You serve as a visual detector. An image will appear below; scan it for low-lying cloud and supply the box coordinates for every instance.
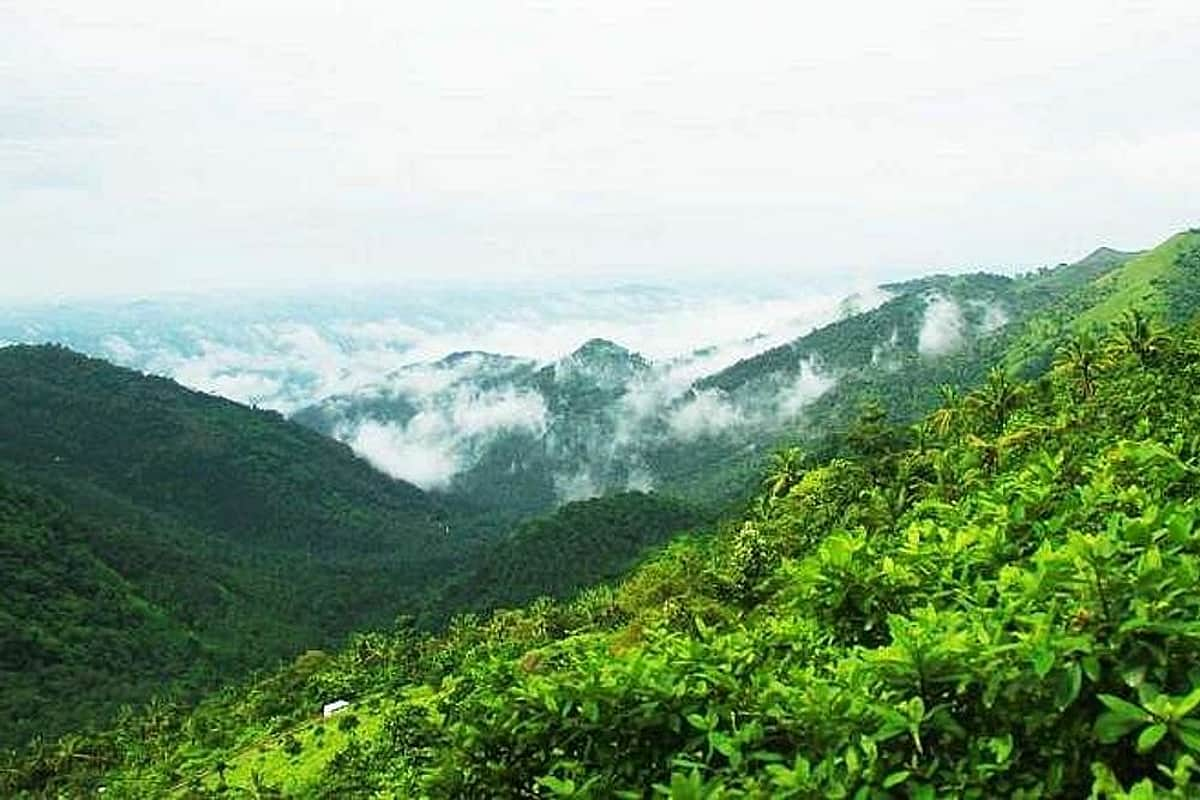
[917,293,967,357]
[1,280,889,497]
[345,386,548,489]
[666,389,743,441]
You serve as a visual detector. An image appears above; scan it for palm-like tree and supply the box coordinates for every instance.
[966,368,1027,433]
[910,419,934,454]
[1053,331,1101,398]
[929,384,963,439]
[762,446,806,498]
[1109,308,1169,364]
[965,426,1041,473]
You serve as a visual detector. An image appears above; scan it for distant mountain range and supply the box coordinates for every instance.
[290,239,1172,513]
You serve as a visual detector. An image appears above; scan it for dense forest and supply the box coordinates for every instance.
[0,347,719,749]
[0,346,470,747]
[3,230,1200,797]
[433,491,706,616]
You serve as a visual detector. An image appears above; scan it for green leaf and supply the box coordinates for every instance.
[1129,779,1157,800]
[1123,665,1147,689]
[1098,694,1152,722]
[709,730,738,758]
[1174,687,1200,719]
[1137,723,1168,754]
[1032,646,1054,678]
[538,775,577,796]
[1176,727,1200,753]
[1055,662,1082,709]
[990,734,1014,764]
[1096,712,1147,744]
[883,770,911,789]
[911,786,935,800]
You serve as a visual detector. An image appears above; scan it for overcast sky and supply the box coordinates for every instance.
[2,1,1198,300]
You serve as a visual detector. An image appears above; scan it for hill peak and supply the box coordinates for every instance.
[570,338,633,359]
[1072,246,1143,271]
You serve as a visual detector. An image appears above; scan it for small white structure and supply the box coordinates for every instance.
[322,700,350,719]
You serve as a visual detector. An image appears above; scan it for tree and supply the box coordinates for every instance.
[761,447,806,499]
[1053,331,1102,399]
[929,384,963,439]
[1109,308,1168,365]
[846,401,900,461]
[966,368,1026,433]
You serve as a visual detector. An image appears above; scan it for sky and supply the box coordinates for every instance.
[2,0,1199,301]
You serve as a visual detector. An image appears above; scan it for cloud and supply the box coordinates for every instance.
[917,293,966,357]
[972,300,1010,334]
[667,389,743,441]
[341,384,548,489]
[6,1,1196,302]
[2,281,881,495]
[554,471,603,504]
[776,360,837,418]
[349,421,461,490]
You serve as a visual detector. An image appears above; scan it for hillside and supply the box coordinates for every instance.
[0,346,475,747]
[1073,230,1200,328]
[0,473,208,749]
[12,286,1200,798]
[4,229,1197,790]
[1003,229,1200,376]
[434,491,706,615]
[695,237,1167,444]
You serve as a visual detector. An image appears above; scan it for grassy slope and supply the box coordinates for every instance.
[1073,230,1200,329]
[182,701,387,797]
[1002,230,1200,375]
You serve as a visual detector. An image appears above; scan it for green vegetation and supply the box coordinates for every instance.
[0,347,713,749]
[8,293,1200,797]
[0,473,206,749]
[1003,232,1200,376]
[5,229,1200,798]
[435,492,706,615]
[1074,232,1200,329]
[0,346,461,747]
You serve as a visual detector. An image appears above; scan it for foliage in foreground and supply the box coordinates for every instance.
[8,311,1200,798]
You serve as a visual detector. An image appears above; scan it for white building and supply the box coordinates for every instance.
[322,700,350,718]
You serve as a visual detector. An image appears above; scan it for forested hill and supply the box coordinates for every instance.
[0,345,440,554]
[1004,229,1200,375]
[0,345,475,748]
[434,491,706,616]
[14,285,1200,798]
[698,240,1142,402]
[702,233,1200,442]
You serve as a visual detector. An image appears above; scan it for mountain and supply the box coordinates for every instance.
[690,240,1160,443]
[294,339,666,516]
[17,255,1200,798]
[4,228,1195,773]
[0,345,477,747]
[286,242,1170,517]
